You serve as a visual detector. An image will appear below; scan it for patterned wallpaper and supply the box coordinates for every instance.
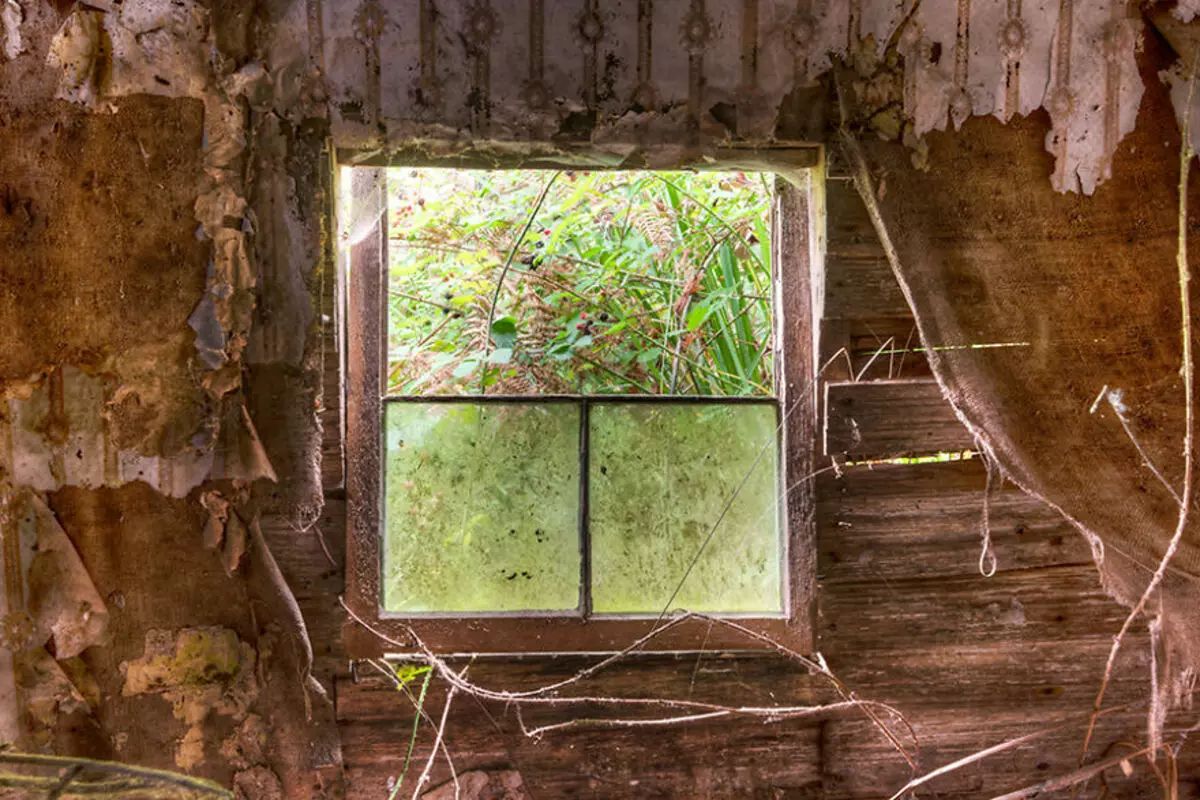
[321,0,1148,194]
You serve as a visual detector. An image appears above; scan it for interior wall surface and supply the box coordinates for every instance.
[1,0,1200,798]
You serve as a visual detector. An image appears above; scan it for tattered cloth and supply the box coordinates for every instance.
[860,41,1200,693]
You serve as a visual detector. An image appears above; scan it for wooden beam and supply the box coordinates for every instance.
[776,174,819,652]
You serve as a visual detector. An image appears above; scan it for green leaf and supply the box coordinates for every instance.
[392,664,431,688]
[487,348,513,364]
[685,303,711,331]
[452,358,480,378]
[490,316,519,349]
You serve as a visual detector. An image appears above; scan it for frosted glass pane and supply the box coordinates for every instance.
[589,404,782,614]
[383,402,581,612]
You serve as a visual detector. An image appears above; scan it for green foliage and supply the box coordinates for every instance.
[386,169,774,395]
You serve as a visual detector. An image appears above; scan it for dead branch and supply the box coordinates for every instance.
[410,671,462,800]
[885,705,1134,800]
[0,752,231,798]
[520,700,867,737]
[368,659,459,800]
[340,598,919,770]
[991,746,1154,800]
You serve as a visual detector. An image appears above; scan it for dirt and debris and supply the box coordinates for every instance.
[121,626,258,770]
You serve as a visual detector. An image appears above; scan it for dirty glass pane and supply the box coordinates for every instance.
[588,403,782,615]
[382,402,581,613]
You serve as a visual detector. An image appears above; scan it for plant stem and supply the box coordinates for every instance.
[653,175,768,294]
[1080,43,1200,768]
[391,666,434,800]
[481,171,562,393]
[572,352,655,393]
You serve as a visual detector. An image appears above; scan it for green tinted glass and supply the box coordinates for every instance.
[588,403,783,614]
[382,402,581,612]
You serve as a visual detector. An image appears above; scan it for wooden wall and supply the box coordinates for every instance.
[272,164,1200,798]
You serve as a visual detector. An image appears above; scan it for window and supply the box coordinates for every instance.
[342,151,819,656]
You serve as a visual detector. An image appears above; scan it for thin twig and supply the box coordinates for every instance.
[687,618,715,700]
[389,664,432,800]
[370,659,461,800]
[411,681,460,800]
[0,774,153,794]
[286,515,337,569]
[1107,390,1183,507]
[854,336,897,383]
[991,746,1154,800]
[523,700,865,737]
[390,289,455,313]
[885,705,1132,800]
[481,171,562,393]
[45,765,83,800]
[571,351,656,393]
[653,175,769,292]
[0,752,232,797]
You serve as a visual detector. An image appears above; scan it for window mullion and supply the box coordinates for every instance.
[579,397,593,619]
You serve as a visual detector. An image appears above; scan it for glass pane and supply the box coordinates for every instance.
[588,403,782,614]
[383,402,581,612]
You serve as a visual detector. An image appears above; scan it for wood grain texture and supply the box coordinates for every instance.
[816,459,1094,583]
[824,379,975,458]
[337,655,827,798]
[824,254,911,319]
[301,136,1200,797]
[777,176,818,652]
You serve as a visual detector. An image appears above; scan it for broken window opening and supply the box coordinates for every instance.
[342,156,819,655]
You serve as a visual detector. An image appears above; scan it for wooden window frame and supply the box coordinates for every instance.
[342,152,820,657]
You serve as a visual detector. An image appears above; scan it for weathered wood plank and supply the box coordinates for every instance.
[341,712,825,799]
[337,657,827,798]
[824,637,1151,713]
[825,175,883,252]
[261,494,347,681]
[776,176,819,651]
[823,378,973,458]
[821,706,1197,799]
[816,460,1093,582]
[819,564,1127,654]
[824,254,911,319]
[320,317,344,490]
[823,174,912,322]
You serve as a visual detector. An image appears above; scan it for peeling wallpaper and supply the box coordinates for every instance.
[0,0,1198,790]
[0,0,1188,502]
[326,0,1148,195]
[0,0,279,499]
